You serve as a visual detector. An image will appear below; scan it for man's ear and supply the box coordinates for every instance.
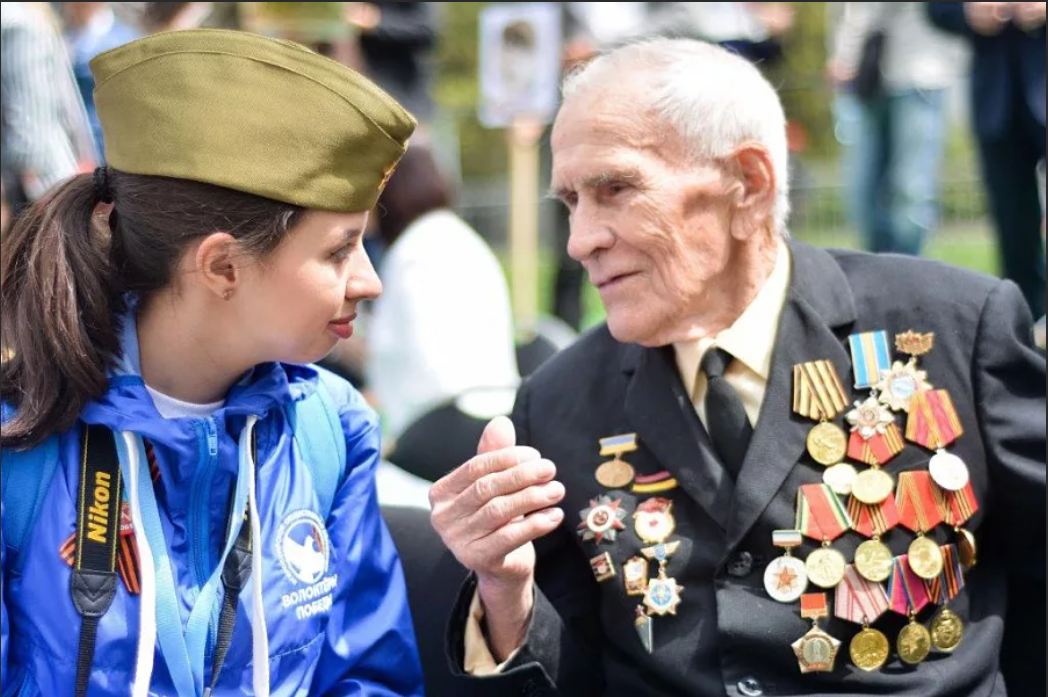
[728,143,777,240]
[194,232,242,300]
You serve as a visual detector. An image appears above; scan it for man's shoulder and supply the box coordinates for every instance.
[816,246,1002,317]
[520,323,624,395]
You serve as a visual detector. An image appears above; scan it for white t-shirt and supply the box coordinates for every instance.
[366,209,520,441]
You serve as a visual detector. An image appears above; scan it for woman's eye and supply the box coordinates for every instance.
[331,243,353,262]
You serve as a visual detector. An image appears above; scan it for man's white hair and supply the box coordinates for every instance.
[562,38,791,236]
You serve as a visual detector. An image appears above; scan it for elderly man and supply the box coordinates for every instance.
[429,39,1045,696]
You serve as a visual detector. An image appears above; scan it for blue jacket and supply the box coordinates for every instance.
[1,317,425,696]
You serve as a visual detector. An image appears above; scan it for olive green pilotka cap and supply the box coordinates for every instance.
[90,29,416,212]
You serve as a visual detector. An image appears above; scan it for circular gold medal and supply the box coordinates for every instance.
[807,423,847,466]
[898,621,932,665]
[957,528,978,570]
[805,547,847,589]
[852,468,895,505]
[930,608,965,653]
[595,458,635,489]
[908,536,945,580]
[850,627,890,672]
[854,539,894,583]
[823,463,858,496]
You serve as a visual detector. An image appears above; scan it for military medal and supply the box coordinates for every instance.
[853,539,894,584]
[764,530,808,603]
[577,495,627,545]
[792,593,841,674]
[633,497,676,545]
[793,361,850,466]
[595,434,638,489]
[796,484,852,589]
[929,450,970,492]
[823,463,858,496]
[897,471,946,579]
[888,555,931,617]
[849,331,893,392]
[835,566,891,672]
[847,477,900,583]
[589,552,616,583]
[634,607,655,654]
[955,527,978,570]
[624,556,649,596]
[643,567,684,617]
[897,616,933,665]
[847,396,895,441]
[847,424,905,469]
[930,607,965,653]
[877,331,935,413]
[905,389,963,452]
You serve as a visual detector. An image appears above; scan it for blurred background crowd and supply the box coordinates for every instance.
[2,2,1045,505]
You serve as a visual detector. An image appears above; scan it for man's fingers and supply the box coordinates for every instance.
[469,508,565,567]
[467,481,566,538]
[465,458,557,509]
[477,415,516,456]
[431,446,541,501]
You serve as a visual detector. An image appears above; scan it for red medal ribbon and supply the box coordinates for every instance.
[906,390,963,450]
[847,494,901,538]
[925,544,965,605]
[835,565,890,624]
[932,481,980,527]
[887,555,931,615]
[896,471,945,533]
[847,424,905,466]
[59,532,141,596]
[798,484,853,542]
[800,592,829,620]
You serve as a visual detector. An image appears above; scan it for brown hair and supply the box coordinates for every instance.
[375,146,453,246]
[1,170,304,449]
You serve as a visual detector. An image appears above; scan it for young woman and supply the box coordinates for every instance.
[0,29,424,697]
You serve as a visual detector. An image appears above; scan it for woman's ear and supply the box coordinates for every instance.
[194,232,242,300]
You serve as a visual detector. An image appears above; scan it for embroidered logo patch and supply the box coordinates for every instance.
[275,510,331,586]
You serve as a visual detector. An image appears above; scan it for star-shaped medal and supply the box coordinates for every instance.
[876,362,932,413]
[577,495,627,544]
[846,396,895,439]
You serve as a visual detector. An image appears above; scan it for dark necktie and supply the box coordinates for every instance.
[702,347,754,481]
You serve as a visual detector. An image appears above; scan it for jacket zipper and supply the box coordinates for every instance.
[190,418,222,657]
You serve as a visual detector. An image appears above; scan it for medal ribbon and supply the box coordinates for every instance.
[847,494,901,538]
[793,361,849,421]
[931,481,980,527]
[797,484,853,542]
[847,425,905,466]
[800,593,829,620]
[896,471,944,533]
[835,566,890,624]
[906,390,963,449]
[887,555,931,615]
[850,331,892,390]
[926,544,965,605]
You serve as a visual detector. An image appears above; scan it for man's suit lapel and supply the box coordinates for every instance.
[622,343,734,531]
[726,243,858,550]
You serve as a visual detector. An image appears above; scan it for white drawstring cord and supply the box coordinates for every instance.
[123,432,157,697]
[244,415,271,697]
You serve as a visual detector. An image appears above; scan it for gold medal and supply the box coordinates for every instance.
[850,627,890,672]
[633,497,676,545]
[852,468,895,505]
[897,618,932,665]
[805,546,847,589]
[957,528,978,570]
[595,458,636,489]
[595,434,639,488]
[794,593,841,674]
[643,567,683,617]
[854,539,894,583]
[806,422,848,466]
[930,607,965,653]
[908,536,945,580]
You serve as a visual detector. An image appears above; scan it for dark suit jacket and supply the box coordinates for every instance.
[927,3,1047,140]
[444,244,1046,697]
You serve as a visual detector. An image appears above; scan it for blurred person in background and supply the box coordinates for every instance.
[60,2,141,161]
[140,1,214,34]
[1,1,95,210]
[348,2,440,131]
[828,2,966,256]
[366,145,520,452]
[1,180,10,237]
[929,2,1046,319]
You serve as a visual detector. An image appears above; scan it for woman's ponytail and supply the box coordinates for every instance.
[1,173,124,449]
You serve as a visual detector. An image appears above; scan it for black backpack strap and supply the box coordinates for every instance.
[72,425,122,697]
